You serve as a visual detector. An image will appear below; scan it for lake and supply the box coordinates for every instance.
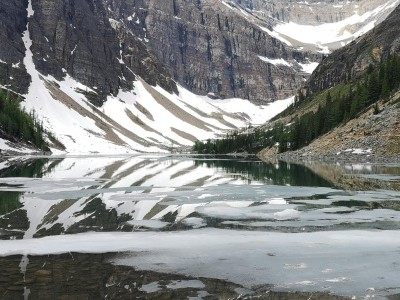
[0,155,400,299]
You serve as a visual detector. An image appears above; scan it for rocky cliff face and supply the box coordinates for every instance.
[0,0,31,95]
[0,0,398,107]
[234,0,398,25]
[0,0,176,106]
[0,0,320,106]
[146,0,318,102]
[30,0,125,105]
[103,0,316,103]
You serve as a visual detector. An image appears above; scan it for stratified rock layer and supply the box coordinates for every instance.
[141,0,310,103]
[0,0,398,105]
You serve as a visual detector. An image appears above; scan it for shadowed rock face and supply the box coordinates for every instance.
[30,0,124,104]
[104,0,178,95]
[99,0,400,103]
[0,0,312,105]
[132,0,313,103]
[0,0,176,106]
[0,0,397,106]
[29,0,178,105]
[0,0,31,94]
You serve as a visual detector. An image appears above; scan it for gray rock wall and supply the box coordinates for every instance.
[0,0,177,106]
[29,0,124,104]
[0,0,31,94]
[139,0,312,103]
[234,0,394,25]
[2,0,395,106]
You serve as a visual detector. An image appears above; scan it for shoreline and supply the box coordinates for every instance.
[258,147,400,164]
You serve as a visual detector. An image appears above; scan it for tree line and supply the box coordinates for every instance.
[0,88,48,150]
[194,54,400,154]
[193,122,289,154]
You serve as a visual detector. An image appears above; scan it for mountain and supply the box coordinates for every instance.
[0,0,398,154]
[306,3,400,94]
[197,2,400,158]
[231,0,400,51]
[262,4,400,159]
[288,5,400,158]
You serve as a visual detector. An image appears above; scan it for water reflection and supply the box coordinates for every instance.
[0,191,22,215]
[0,155,399,239]
[0,158,54,216]
[0,158,56,178]
[1,155,400,298]
[195,157,333,187]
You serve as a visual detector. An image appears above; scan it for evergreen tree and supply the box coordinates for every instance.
[367,73,381,105]
[0,88,48,150]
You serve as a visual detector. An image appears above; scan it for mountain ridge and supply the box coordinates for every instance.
[258,4,400,160]
[0,0,399,154]
[195,2,400,159]
[306,3,400,95]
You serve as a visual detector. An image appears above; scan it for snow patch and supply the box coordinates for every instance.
[298,61,319,74]
[344,148,372,154]
[221,1,234,10]
[273,0,400,50]
[257,25,292,46]
[258,56,292,67]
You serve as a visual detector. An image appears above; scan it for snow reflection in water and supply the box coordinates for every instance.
[0,155,399,298]
[0,155,399,233]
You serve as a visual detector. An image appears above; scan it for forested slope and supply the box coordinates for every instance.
[0,88,49,152]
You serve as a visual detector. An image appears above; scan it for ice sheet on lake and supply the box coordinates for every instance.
[1,229,400,298]
[1,156,400,233]
[1,156,400,299]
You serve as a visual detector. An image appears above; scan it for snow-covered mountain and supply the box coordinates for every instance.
[228,0,400,52]
[20,19,290,154]
[0,0,398,154]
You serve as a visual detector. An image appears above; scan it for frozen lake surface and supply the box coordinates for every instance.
[0,155,399,299]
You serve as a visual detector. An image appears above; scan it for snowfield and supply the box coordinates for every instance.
[19,71,293,154]
[272,0,400,51]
